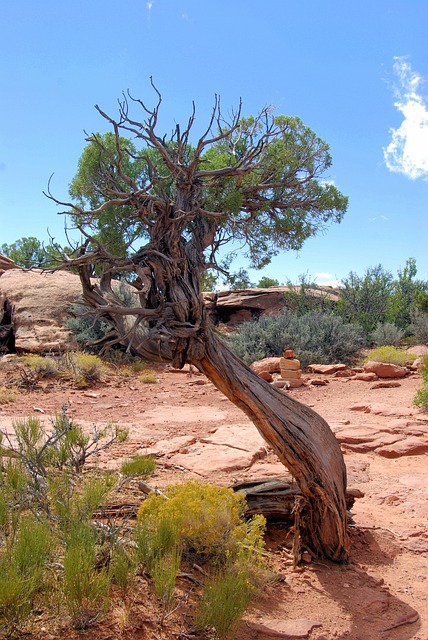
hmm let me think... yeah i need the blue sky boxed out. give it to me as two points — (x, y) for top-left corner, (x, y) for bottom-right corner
(0, 0), (427, 286)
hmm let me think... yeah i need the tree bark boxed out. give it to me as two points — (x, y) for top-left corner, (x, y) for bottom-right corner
(76, 260), (350, 563)
(190, 332), (349, 562)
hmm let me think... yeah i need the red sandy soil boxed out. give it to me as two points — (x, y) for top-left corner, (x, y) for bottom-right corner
(0, 360), (427, 640)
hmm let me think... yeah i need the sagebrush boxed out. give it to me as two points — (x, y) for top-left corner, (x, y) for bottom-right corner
(228, 309), (364, 367)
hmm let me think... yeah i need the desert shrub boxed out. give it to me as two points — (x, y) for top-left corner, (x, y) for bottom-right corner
(66, 303), (113, 353)
(61, 352), (106, 387)
(109, 546), (135, 594)
(120, 454), (156, 478)
(228, 309), (364, 367)
(0, 387), (16, 405)
(18, 355), (60, 378)
(365, 345), (416, 366)
(371, 322), (405, 347)
(195, 565), (256, 639)
(410, 311), (428, 344)
(136, 481), (267, 630)
(62, 521), (111, 629)
(138, 369), (158, 384)
(415, 366), (428, 410)
(151, 546), (182, 609)
(337, 265), (395, 336)
(0, 515), (51, 632)
(137, 481), (249, 560)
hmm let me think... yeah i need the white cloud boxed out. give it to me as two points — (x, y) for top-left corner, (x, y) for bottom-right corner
(314, 272), (341, 287)
(384, 57), (428, 180)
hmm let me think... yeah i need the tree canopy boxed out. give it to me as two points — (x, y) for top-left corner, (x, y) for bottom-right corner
(62, 91), (348, 279)
(1, 237), (47, 269)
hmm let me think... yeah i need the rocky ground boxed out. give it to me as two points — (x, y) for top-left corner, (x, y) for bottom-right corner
(0, 358), (427, 640)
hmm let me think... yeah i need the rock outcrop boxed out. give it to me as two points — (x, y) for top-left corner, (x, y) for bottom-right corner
(0, 269), (82, 353)
(203, 285), (339, 324)
(0, 253), (19, 275)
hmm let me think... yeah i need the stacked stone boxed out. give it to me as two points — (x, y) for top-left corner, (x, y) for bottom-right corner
(280, 349), (303, 388)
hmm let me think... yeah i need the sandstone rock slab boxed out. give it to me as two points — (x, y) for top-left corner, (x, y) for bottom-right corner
(0, 269), (83, 353)
(307, 363), (346, 374)
(251, 357), (281, 374)
(364, 361), (407, 378)
(376, 436), (428, 458)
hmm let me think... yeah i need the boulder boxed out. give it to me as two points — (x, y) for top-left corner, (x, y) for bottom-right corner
(354, 372), (378, 382)
(307, 363), (347, 375)
(0, 253), (19, 275)
(364, 361), (407, 378)
(0, 269), (83, 353)
(251, 357), (281, 374)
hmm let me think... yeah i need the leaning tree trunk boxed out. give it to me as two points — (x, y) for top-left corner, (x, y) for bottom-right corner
(189, 332), (349, 562)
(75, 238), (349, 562)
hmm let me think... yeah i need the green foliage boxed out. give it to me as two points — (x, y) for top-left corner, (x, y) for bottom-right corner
(137, 482), (249, 560)
(120, 454), (156, 478)
(225, 268), (255, 290)
(1, 236), (47, 269)
(414, 368), (428, 410)
(200, 269), (219, 292)
(283, 273), (337, 315)
(200, 114), (348, 269)
(195, 565), (256, 639)
(410, 311), (428, 344)
(365, 346), (415, 366)
(151, 546), (182, 610)
(66, 304), (113, 352)
(138, 369), (158, 384)
(135, 481), (267, 632)
(389, 258), (428, 329)
(62, 522), (111, 629)
(338, 265), (395, 337)
(18, 354), (60, 378)
(371, 322), (405, 347)
(109, 547), (135, 593)
(61, 352), (107, 388)
(0, 236), (69, 269)
(228, 309), (364, 367)
(0, 515), (51, 633)
(257, 276), (280, 288)
(69, 132), (147, 256)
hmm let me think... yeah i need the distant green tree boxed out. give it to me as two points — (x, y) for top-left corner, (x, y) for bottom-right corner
(226, 269), (255, 290)
(257, 276), (280, 288)
(337, 265), (394, 337)
(1, 237), (72, 269)
(388, 258), (428, 329)
(1, 237), (46, 268)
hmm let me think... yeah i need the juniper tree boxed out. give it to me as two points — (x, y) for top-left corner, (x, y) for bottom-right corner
(48, 84), (350, 561)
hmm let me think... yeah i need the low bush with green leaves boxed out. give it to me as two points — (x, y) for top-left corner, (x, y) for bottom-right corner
(410, 310), (428, 344)
(0, 419), (270, 637)
(228, 308), (365, 367)
(136, 481), (268, 634)
(371, 322), (405, 347)
(365, 345), (416, 366)
(415, 356), (428, 410)
(16, 351), (108, 389)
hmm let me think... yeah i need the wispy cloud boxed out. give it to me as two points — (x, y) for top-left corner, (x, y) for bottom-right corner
(384, 57), (428, 180)
(314, 272), (341, 287)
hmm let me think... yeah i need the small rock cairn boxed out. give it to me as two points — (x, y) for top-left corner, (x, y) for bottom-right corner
(280, 349), (303, 388)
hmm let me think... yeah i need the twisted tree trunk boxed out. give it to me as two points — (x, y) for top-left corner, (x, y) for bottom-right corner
(69, 194), (350, 562)
(191, 332), (349, 562)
